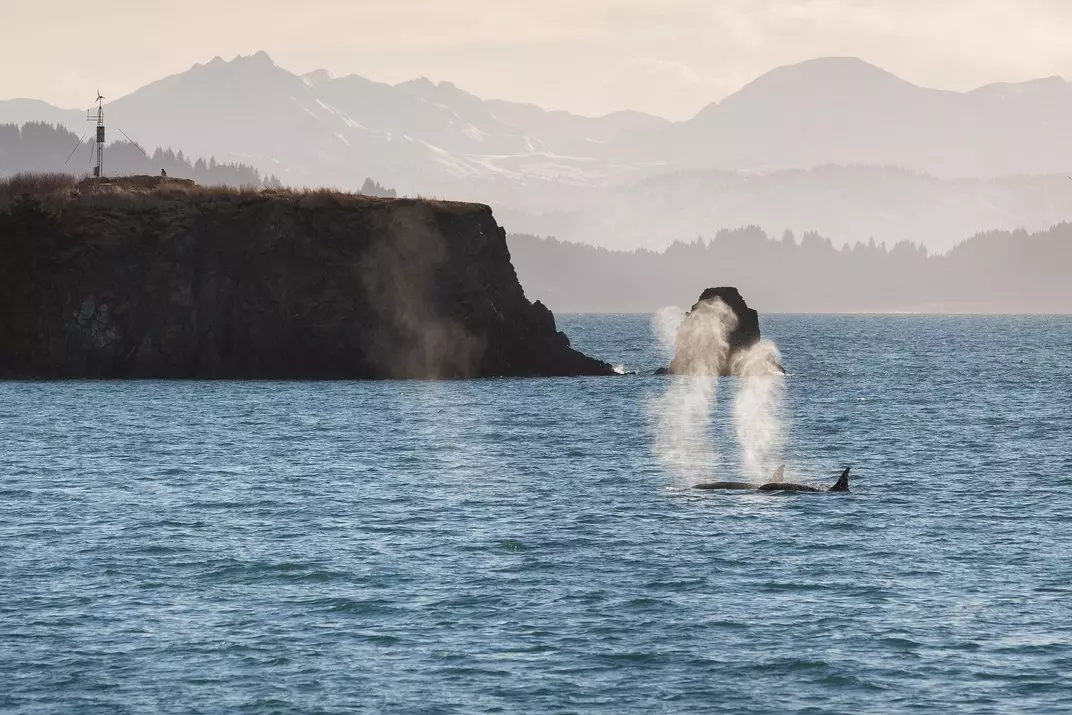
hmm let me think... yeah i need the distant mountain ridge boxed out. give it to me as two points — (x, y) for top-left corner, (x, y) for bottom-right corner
(654, 57), (1072, 177)
(0, 99), (82, 133)
(9, 54), (1072, 188)
(7, 54), (1072, 250)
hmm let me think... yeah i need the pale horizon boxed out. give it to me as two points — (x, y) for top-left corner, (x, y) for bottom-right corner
(5, 0), (1072, 120)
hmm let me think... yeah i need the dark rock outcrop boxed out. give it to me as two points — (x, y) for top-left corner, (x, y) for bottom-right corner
(668, 287), (762, 376)
(0, 186), (614, 379)
(694, 286), (761, 354)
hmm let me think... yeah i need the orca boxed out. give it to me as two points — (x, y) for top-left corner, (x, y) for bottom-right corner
(692, 480), (754, 490)
(692, 465), (851, 493)
(759, 467), (851, 493)
(692, 464), (784, 491)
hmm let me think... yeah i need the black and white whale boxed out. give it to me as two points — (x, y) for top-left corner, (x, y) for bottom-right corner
(692, 465), (785, 491)
(758, 466), (851, 493)
(693, 465), (850, 492)
(692, 480), (754, 490)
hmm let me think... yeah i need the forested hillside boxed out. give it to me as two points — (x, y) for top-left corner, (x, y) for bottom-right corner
(509, 226), (1072, 313)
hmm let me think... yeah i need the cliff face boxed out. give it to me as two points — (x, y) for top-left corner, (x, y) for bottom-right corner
(0, 185), (613, 379)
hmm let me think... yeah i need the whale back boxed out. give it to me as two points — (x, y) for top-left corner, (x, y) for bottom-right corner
(694, 481), (754, 490)
(758, 482), (823, 492)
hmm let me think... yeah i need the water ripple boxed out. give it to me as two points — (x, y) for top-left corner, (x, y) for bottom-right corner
(1, 315), (1070, 713)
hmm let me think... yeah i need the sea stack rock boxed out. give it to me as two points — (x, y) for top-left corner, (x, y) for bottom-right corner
(0, 180), (614, 379)
(668, 287), (762, 376)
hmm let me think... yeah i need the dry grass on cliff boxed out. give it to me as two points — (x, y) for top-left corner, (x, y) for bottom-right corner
(0, 172), (478, 215)
(0, 173), (78, 208)
(0, 173), (241, 209)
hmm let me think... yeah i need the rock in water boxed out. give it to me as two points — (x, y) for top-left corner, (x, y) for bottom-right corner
(0, 187), (614, 379)
(668, 287), (762, 376)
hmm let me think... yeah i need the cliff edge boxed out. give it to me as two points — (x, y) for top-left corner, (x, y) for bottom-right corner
(0, 178), (614, 379)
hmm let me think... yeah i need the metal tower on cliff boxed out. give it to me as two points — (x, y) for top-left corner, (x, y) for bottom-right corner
(87, 92), (105, 178)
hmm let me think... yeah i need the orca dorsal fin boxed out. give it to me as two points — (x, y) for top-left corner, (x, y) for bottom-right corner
(829, 467), (851, 492)
(771, 464), (785, 483)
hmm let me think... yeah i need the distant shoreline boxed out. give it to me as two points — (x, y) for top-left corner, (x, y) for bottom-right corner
(510, 228), (1072, 315)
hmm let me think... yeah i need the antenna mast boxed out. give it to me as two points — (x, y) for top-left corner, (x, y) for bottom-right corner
(86, 92), (105, 178)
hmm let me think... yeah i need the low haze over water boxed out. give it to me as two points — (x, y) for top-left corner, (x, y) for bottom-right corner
(2, 315), (1070, 713)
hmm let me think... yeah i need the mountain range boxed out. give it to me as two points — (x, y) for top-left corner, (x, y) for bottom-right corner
(6, 53), (1072, 250)
(0, 52), (667, 210)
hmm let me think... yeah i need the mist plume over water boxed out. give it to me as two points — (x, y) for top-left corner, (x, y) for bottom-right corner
(671, 300), (739, 375)
(650, 374), (719, 485)
(648, 302), (735, 484)
(731, 340), (787, 483)
(649, 301), (786, 485)
(653, 306), (684, 357)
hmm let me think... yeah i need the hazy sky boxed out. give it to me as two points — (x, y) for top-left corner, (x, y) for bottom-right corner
(4, 0), (1072, 119)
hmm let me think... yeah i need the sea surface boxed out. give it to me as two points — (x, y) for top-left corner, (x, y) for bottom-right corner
(2, 315), (1071, 713)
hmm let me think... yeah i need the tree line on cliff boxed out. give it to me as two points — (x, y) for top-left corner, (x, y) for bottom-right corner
(0, 122), (273, 187)
(508, 226), (1071, 313)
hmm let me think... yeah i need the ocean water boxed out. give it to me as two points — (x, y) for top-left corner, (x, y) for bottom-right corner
(1, 314), (1071, 713)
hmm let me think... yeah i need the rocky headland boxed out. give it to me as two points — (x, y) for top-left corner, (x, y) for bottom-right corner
(0, 176), (614, 379)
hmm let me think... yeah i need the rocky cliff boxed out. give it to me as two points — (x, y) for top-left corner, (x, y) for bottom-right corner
(0, 180), (614, 379)
(668, 287), (763, 376)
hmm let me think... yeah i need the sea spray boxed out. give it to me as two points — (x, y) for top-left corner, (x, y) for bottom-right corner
(650, 375), (718, 483)
(649, 301), (738, 484)
(731, 340), (787, 483)
(653, 306), (684, 357)
(671, 300), (739, 375)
